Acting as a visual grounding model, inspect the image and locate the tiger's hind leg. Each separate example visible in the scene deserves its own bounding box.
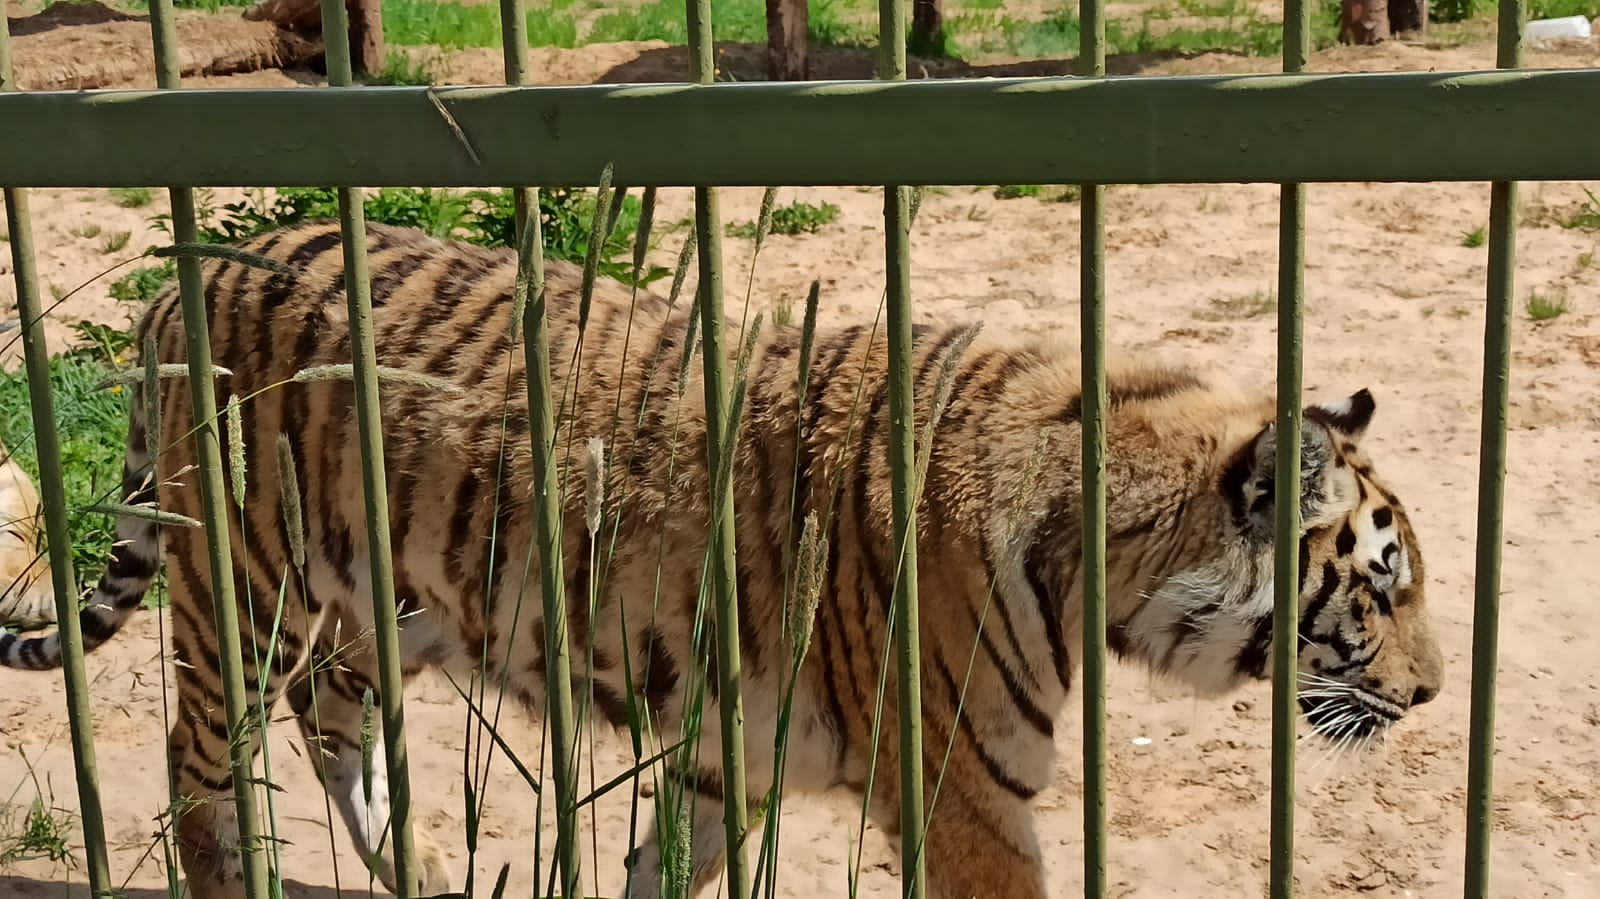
[869,774,1046,899]
[164,556,309,899]
[285,635,452,897]
[624,702,843,899]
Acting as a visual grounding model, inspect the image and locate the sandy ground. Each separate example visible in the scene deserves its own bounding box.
[3,13,1600,899]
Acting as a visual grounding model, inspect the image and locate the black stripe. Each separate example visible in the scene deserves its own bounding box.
[974,618,1053,736]
[935,661,1038,800]
[1022,501,1074,692]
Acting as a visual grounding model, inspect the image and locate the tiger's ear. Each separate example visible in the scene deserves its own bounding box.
[1304,388,1376,445]
[1222,390,1375,539]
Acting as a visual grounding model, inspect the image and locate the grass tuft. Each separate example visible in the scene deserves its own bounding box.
[1525,290,1569,322]
[728,200,840,239]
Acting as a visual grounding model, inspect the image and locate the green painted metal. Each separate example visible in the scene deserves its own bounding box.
[1270,0,1310,890]
[1,17,114,899]
[1465,2,1522,894]
[1076,0,1108,894]
[317,0,422,895]
[684,2,753,899]
[512,164,585,899]
[1269,189,1306,899]
[876,1,929,898]
[3,72,1599,188]
[144,0,273,893]
[496,0,583,894]
[4,188,117,899]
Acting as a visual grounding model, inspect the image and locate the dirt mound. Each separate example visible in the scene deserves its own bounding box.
[5,0,318,91]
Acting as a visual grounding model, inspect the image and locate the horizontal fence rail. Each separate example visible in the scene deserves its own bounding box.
[2,72,1599,187]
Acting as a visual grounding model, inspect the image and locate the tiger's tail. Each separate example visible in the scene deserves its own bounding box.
[0,389,162,670]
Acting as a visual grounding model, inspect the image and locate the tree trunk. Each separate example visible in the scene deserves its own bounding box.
[765,0,808,81]
[1339,0,1390,43]
[244,0,383,77]
[346,0,383,76]
[1388,0,1426,35]
[910,0,944,56]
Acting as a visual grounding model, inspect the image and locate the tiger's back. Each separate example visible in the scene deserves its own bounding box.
[1,220,1443,899]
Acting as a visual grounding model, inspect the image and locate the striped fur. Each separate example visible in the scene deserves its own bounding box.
[2,221,1443,899]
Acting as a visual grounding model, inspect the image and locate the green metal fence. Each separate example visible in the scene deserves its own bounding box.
[1,0,1595,892]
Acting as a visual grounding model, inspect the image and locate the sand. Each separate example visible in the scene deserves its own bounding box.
[2,16,1599,899]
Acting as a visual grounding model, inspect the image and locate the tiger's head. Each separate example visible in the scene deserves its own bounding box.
[1218,388,1443,740]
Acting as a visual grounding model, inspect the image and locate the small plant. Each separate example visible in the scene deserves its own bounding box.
[1197,289,1275,321]
[99,230,132,254]
[1579,250,1594,269]
[727,200,839,239]
[69,223,103,240]
[0,788,75,868]
[1564,188,1600,232]
[47,283,67,302]
[366,51,443,86]
[771,294,795,328]
[1525,290,1568,322]
[1461,227,1486,248]
[994,184,1044,200]
[0,325,134,599]
[70,320,138,361]
[110,187,156,208]
[109,263,177,303]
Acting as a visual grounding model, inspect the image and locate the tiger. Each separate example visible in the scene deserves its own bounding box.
[0,219,1443,899]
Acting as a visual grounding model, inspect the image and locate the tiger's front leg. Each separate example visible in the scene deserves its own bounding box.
[285,645,453,897]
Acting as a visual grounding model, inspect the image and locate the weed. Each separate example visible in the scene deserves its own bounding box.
[0,774,75,869]
[47,284,67,302]
[728,200,840,239]
[772,294,796,328]
[70,223,103,240]
[1461,227,1486,248]
[365,51,444,86]
[1525,290,1568,322]
[100,230,132,254]
[1197,289,1275,321]
[0,330,133,597]
[994,184,1044,200]
[1564,188,1600,232]
[109,263,177,303]
[1579,250,1594,269]
[110,187,156,209]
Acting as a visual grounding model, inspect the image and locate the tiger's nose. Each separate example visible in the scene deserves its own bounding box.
[1411,684,1438,707]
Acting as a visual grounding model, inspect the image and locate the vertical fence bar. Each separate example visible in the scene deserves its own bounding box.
[315,3,420,896]
[685,2,754,898]
[876,2,928,898]
[2,19,114,891]
[1463,0,1521,893]
[145,2,272,895]
[497,0,585,895]
[1270,0,1310,893]
[1075,0,1108,891]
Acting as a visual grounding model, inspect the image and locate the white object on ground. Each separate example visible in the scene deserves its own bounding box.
[1523,15,1592,44]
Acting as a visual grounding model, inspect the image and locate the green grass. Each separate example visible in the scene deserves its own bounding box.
[994,184,1045,200]
[383,0,869,49]
[100,230,132,255]
[0,767,75,869]
[1525,290,1568,321]
[727,200,840,239]
[0,327,133,599]
[1565,188,1600,232]
[364,50,447,86]
[1196,289,1276,321]
[1461,226,1486,248]
[109,187,155,209]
